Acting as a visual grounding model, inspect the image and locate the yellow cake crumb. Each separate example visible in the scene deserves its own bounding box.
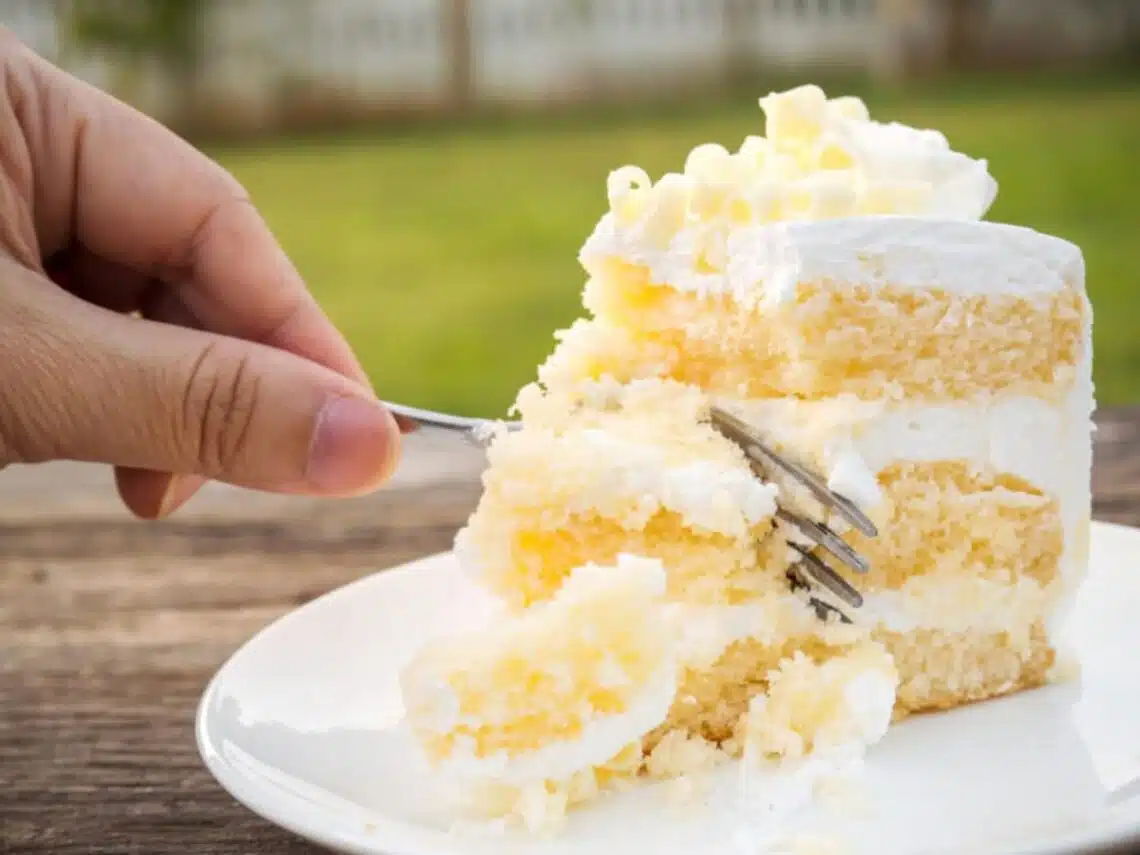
[544,286,1085,403]
[742,643,898,762]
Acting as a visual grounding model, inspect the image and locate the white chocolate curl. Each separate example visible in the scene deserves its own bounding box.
[600,84,998,234]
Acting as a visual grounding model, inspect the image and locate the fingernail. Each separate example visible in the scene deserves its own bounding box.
[157,474,205,518]
[306,396,400,494]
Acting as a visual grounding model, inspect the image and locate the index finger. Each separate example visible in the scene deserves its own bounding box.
[12,38,368,386]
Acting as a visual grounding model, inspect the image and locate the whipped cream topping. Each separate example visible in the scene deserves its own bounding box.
[758,86,996,220]
[581,84,1001,287]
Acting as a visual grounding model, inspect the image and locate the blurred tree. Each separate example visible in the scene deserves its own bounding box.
[444,0,472,111]
[944,0,988,69]
[63,0,207,109]
[723,0,758,86]
[875,0,922,81]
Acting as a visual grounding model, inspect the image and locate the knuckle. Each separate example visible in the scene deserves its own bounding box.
[0,26,29,62]
[211,162,248,201]
[180,343,261,476]
[160,167,251,279]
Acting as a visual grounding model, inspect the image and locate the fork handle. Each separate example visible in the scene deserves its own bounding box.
[381,402,486,434]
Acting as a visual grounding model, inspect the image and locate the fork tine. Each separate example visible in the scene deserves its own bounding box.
[809,597,854,625]
[789,543,864,609]
[789,565,854,622]
[776,508,870,574]
[710,407,879,538]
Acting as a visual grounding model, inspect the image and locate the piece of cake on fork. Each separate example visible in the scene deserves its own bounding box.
[400,84,1095,834]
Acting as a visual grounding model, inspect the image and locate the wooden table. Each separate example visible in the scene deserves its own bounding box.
[3,409,1140,854]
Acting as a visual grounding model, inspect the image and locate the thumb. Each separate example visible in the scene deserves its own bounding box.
[0,266,401,495]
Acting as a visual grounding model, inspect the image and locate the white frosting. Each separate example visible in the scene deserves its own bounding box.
[581,215,1084,308]
[824,445,884,510]
[572,428,779,533]
[840,668,897,746]
[672,598,829,668]
[827,110,997,218]
[858,576,1051,637]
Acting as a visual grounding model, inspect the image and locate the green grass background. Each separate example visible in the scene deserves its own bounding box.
[213,73,1140,416]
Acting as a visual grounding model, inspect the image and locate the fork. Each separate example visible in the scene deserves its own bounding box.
[383,401,877,622]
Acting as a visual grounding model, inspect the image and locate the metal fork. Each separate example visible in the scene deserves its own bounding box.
[384,401,878,622]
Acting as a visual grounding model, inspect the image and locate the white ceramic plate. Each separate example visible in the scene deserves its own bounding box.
[198,521,1140,855]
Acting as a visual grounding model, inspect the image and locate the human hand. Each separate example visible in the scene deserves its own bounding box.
[0,31,403,518]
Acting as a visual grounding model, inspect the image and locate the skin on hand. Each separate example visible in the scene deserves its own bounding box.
[0,29,409,519]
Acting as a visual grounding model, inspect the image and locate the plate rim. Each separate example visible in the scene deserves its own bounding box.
[196,520,1140,855]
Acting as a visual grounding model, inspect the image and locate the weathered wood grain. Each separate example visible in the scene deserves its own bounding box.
[1,408,1138,854]
[0,450,482,855]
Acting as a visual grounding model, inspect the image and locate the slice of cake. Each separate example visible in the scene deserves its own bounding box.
[400,84,1094,833]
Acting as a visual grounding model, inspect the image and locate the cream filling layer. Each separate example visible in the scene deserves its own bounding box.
[675,573,1055,672]
[721,360,1093,590]
[581,215,1085,309]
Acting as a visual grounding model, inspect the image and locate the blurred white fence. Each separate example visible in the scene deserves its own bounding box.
[1,0,1136,132]
[1,0,885,126]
